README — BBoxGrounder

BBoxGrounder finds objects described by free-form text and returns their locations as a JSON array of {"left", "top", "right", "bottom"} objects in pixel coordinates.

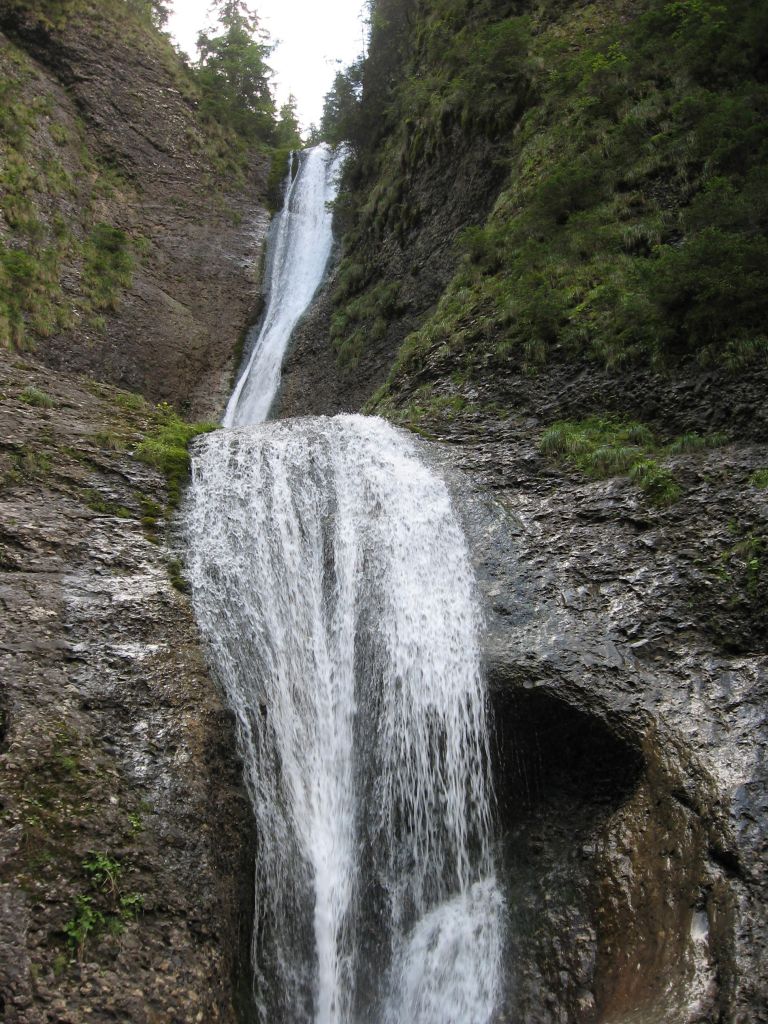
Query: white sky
[{"left": 167, "top": 0, "right": 367, "bottom": 130}]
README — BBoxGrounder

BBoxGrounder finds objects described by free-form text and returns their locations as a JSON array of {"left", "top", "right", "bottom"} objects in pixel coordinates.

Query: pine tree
[
  {"left": 274, "top": 95, "right": 303, "bottom": 149},
  {"left": 150, "top": 0, "right": 171, "bottom": 27},
  {"left": 124, "top": 0, "right": 172, "bottom": 29},
  {"left": 196, "top": 1, "right": 276, "bottom": 143},
  {"left": 320, "top": 62, "right": 363, "bottom": 147}
]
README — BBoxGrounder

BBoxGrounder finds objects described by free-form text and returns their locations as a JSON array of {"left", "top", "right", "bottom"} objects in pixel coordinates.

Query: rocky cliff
[
  {"left": 0, "top": 0, "right": 269, "bottom": 418},
  {"left": 1, "top": 0, "right": 766, "bottom": 1020},
  {"left": 0, "top": 351, "right": 255, "bottom": 1022},
  {"left": 0, "top": 2, "right": 269, "bottom": 1019}
]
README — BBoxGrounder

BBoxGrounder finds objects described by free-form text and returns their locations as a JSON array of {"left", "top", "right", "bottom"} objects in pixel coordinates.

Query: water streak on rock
[{"left": 224, "top": 144, "right": 347, "bottom": 427}]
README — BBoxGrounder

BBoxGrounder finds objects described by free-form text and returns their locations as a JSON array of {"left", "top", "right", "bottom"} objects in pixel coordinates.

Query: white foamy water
[
  {"left": 224, "top": 143, "right": 347, "bottom": 427},
  {"left": 185, "top": 415, "right": 504, "bottom": 1024}
]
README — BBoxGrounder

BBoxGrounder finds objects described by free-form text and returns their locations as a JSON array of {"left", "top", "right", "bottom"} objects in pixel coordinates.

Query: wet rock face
[
  {"left": 0, "top": 352, "right": 254, "bottom": 1023},
  {"left": 429, "top": 426, "right": 768, "bottom": 1024}
]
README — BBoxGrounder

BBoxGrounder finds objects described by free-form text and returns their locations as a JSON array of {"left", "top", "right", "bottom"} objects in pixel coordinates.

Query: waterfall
[
  {"left": 185, "top": 142, "right": 504, "bottom": 1022},
  {"left": 224, "top": 144, "right": 347, "bottom": 427},
  {"left": 185, "top": 417, "right": 504, "bottom": 1023}
]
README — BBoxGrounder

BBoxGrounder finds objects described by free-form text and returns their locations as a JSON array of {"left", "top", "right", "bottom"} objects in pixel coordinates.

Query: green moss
[
  {"left": 134, "top": 404, "right": 218, "bottom": 506},
  {"left": 167, "top": 556, "right": 189, "bottom": 593},
  {"left": 540, "top": 417, "right": 683, "bottom": 506},
  {"left": 749, "top": 469, "right": 768, "bottom": 489},
  {"left": 80, "top": 488, "right": 132, "bottom": 518},
  {"left": 2, "top": 446, "right": 52, "bottom": 485},
  {"left": 137, "top": 492, "right": 163, "bottom": 538}
]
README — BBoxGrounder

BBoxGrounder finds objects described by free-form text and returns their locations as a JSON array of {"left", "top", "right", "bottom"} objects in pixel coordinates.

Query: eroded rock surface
[
  {"left": 0, "top": 352, "right": 253, "bottom": 1022},
  {"left": 418, "top": 411, "right": 768, "bottom": 1023}
]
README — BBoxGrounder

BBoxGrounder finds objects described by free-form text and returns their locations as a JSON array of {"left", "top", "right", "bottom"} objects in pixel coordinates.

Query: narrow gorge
[{"left": 0, "top": 0, "right": 766, "bottom": 1022}]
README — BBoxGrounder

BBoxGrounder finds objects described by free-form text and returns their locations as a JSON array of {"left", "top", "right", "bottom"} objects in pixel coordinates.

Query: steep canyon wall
[{"left": 0, "top": 2, "right": 268, "bottom": 1019}]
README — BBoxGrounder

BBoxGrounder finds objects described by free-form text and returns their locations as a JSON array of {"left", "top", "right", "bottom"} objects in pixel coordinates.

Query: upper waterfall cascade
[
  {"left": 185, "top": 143, "right": 503, "bottom": 1023},
  {"left": 224, "top": 143, "right": 347, "bottom": 428},
  {"left": 186, "top": 417, "right": 504, "bottom": 1023}
]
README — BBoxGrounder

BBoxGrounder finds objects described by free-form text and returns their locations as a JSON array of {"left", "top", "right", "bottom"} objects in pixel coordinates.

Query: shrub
[{"left": 646, "top": 229, "right": 768, "bottom": 357}]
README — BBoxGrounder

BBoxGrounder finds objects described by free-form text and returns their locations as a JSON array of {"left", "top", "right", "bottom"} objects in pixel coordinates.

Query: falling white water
[
  {"left": 224, "top": 143, "right": 347, "bottom": 427},
  {"left": 185, "top": 415, "right": 504, "bottom": 1024}
]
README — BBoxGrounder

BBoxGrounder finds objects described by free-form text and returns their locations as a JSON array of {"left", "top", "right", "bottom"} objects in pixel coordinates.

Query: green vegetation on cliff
[
  {"left": 0, "top": 5, "right": 160, "bottom": 349},
  {"left": 135, "top": 404, "right": 218, "bottom": 507},
  {"left": 0, "top": 23, "right": 141, "bottom": 348},
  {"left": 0, "top": 0, "right": 300, "bottom": 354},
  {"left": 325, "top": 0, "right": 768, "bottom": 393}
]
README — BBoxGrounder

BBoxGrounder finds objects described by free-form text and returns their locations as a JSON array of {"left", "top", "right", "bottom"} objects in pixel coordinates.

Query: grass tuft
[
  {"left": 666, "top": 432, "right": 728, "bottom": 454},
  {"left": 629, "top": 459, "right": 682, "bottom": 506},
  {"left": 134, "top": 404, "right": 218, "bottom": 506},
  {"left": 19, "top": 385, "right": 56, "bottom": 408},
  {"left": 540, "top": 417, "right": 684, "bottom": 506}
]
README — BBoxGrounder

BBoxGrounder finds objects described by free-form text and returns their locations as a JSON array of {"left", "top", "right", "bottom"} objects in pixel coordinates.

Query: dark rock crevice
[{"left": 485, "top": 678, "right": 731, "bottom": 1023}]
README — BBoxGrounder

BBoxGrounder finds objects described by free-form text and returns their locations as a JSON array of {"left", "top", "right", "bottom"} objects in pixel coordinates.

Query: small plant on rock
[
  {"left": 83, "top": 852, "right": 122, "bottom": 896},
  {"left": 19, "top": 386, "right": 56, "bottom": 408},
  {"left": 135, "top": 403, "right": 218, "bottom": 506},
  {"left": 63, "top": 895, "right": 105, "bottom": 959}
]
